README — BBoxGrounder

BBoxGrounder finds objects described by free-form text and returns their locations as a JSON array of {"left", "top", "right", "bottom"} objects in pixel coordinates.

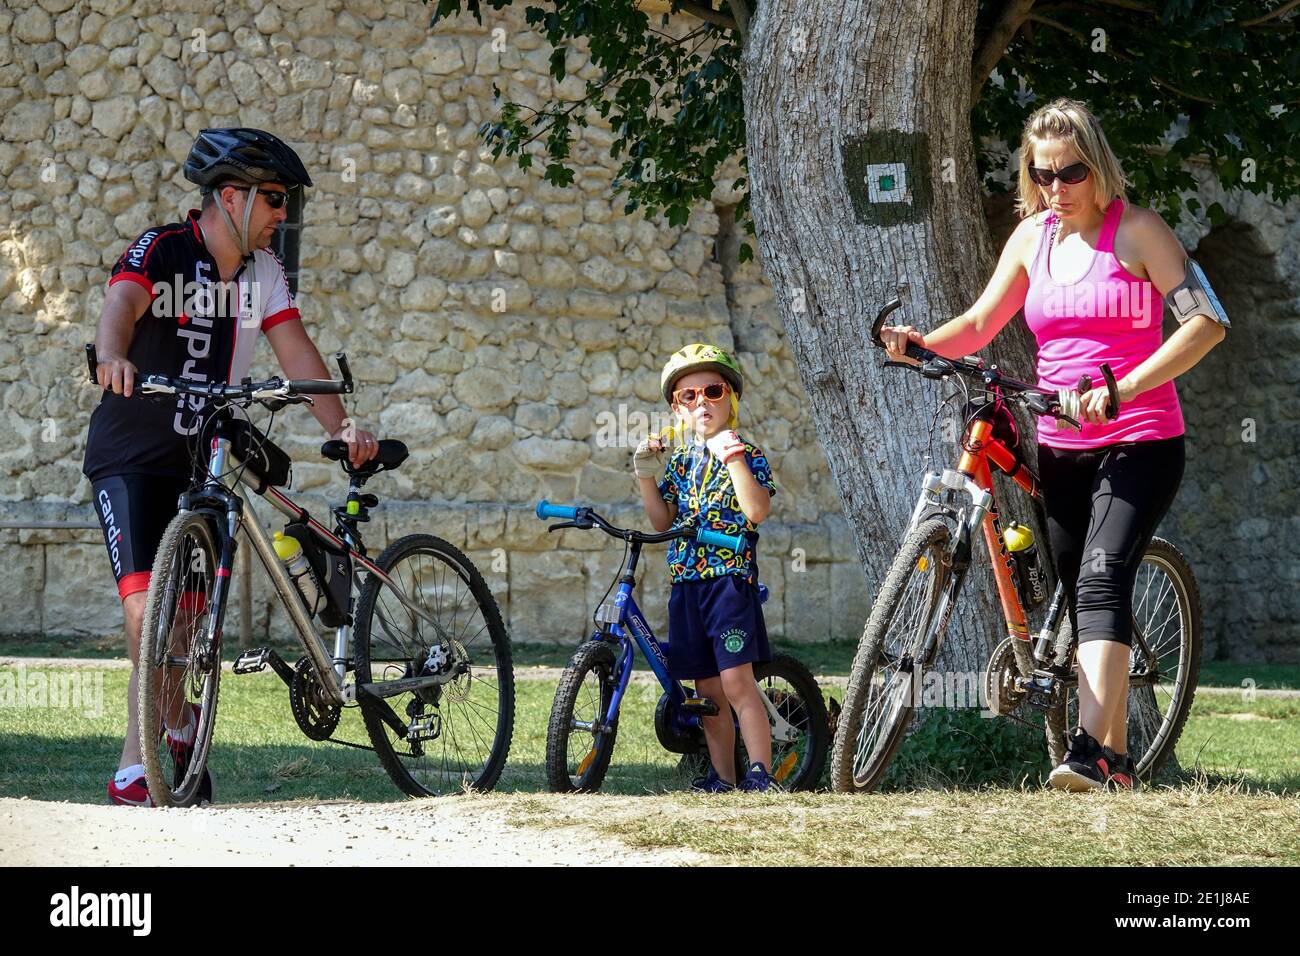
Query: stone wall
[
  {"left": 0, "top": 0, "right": 869, "bottom": 647},
  {"left": 0, "top": 0, "right": 1296, "bottom": 659}
]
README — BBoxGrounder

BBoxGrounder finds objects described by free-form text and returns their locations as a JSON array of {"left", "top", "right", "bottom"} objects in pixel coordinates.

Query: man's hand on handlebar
[{"left": 880, "top": 324, "right": 927, "bottom": 366}]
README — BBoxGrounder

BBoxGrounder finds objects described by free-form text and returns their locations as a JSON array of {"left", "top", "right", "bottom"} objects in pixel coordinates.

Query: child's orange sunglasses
[{"left": 672, "top": 381, "right": 731, "bottom": 407}]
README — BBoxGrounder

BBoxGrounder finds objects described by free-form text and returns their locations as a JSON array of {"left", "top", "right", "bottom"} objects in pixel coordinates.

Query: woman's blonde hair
[{"left": 1015, "top": 98, "right": 1132, "bottom": 219}]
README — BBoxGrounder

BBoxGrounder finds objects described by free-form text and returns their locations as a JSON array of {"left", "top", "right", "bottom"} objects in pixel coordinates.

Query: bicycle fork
[{"left": 903, "top": 467, "right": 1040, "bottom": 681}]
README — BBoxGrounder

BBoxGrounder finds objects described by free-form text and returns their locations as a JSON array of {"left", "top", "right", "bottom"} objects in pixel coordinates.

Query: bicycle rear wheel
[
  {"left": 1045, "top": 537, "right": 1202, "bottom": 780},
  {"left": 354, "top": 534, "right": 514, "bottom": 797},
  {"left": 743, "top": 653, "right": 829, "bottom": 791},
  {"left": 138, "top": 511, "right": 222, "bottom": 808},
  {"left": 830, "top": 518, "right": 951, "bottom": 793}
]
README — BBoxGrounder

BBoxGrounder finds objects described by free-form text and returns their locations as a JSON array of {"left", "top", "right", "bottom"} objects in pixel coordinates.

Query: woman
[{"left": 880, "top": 98, "right": 1228, "bottom": 791}]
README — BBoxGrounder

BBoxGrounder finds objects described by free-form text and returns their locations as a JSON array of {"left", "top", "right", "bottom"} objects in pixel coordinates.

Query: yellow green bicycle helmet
[{"left": 660, "top": 343, "right": 744, "bottom": 403}]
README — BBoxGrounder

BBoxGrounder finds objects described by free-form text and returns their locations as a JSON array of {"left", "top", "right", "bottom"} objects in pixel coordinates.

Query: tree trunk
[{"left": 740, "top": 0, "right": 1049, "bottom": 682}]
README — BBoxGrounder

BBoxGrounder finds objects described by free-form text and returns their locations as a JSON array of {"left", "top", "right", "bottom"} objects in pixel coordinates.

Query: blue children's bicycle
[{"left": 535, "top": 501, "right": 829, "bottom": 793}]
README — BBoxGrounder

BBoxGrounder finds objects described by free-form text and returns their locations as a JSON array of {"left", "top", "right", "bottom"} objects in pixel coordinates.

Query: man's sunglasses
[
  {"left": 1028, "top": 162, "right": 1089, "bottom": 187},
  {"left": 672, "top": 381, "right": 730, "bottom": 406},
  {"left": 219, "top": 183, "right": 290, "bottom": 209}
]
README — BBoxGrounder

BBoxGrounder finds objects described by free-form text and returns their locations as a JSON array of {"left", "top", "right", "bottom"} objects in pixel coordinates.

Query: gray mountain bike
[{"left": 86, "top": 346, "right": 514, "bottom": 805}]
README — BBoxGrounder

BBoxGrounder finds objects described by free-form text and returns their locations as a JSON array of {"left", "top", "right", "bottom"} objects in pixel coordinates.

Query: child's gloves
[
  {"left": 632, "top": 436, "right": 664, "bottom": 478},
  {"left": 705, "top": 429, "right": 746, "bottom": 465}
]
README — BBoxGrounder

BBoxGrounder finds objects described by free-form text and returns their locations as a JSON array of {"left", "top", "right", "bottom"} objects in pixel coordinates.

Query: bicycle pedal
[
  {"left": 233, "top": 647, "right": 295, "bottom": 686},
  {"left": 680, "top": 697, "right": 720, "bottom": 718},
  {"left": 233, "top": 648, "right": 270, "bottom": 674}
]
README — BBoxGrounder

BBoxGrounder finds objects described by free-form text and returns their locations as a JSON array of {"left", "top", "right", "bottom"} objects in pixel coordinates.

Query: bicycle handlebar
[
  {"left": 85, "top": 344, "right": 355, "bottom": 401},
  {"left": 535, "top": 500, "right": 749, "bottom": 553},
  {"left": 868, "top": 298, "right": 1120, "bottom": 425}
]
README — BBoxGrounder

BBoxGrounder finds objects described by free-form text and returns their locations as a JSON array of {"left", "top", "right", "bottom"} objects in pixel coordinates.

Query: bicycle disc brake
[{"left": 290, "top": 656, "right": 342, "bottom": 741}]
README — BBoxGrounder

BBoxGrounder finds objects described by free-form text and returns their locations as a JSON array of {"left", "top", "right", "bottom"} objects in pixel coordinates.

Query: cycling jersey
[
  {"left": 82, "top": 209, "right": 301, "bottom": 481},
  {"left": 657, "top": 433, "right": 776, "bottom": 584}
]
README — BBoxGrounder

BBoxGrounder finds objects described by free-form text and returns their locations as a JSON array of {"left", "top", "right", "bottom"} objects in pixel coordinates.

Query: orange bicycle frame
[{"left": 955, "top": 418, "right": 1041, "bottom": 643}]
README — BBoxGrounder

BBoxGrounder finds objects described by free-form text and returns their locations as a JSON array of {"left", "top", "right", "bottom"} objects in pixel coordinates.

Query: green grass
[
  {"left": 2, "top": 659, "right": 1297, "bottom": 865},
  {"left": 501, "top": 786, "right": 1300, "bottom": 866}
]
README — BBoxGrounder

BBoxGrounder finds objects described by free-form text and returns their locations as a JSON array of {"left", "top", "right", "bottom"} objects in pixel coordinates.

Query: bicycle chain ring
[
  {"left": 655, "top": 690, "right": 704, "bottom": 754},
  {"left": 290, "top": 656, "right": 342, "bottom": 741},
  {"left": 984, "top": 636, "right": 1026, "bottom": 716}
]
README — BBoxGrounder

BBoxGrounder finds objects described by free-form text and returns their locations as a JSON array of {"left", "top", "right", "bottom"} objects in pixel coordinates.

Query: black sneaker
[
  {"left": 1048, "top": 727, "right": 1109, "bottom": 792},
  {"left": 1105, "top": 752, "right": 1141, "bottom": 791}
]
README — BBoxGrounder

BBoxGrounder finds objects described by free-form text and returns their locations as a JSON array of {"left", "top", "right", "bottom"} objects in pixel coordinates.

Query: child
[{"left": 633, "top": 344, "right": 778, "bottom": 792}]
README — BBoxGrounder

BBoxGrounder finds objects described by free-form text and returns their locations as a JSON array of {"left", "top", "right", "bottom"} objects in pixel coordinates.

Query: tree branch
[
  {"left": 1026, "top": 12, "right": 1086, "bottom": 42},
  {"left": 1241, "top": 0, "right": 1300, "bottom": 26},
  {"left": 727, "top": 0, "right": 751, "bottom": 39},
  {"left": 675, "top": 2, "right": 737, "bottom": 30},
  {"left": 1028, "top": 13, "right": 1225, "bottom": 104},
  {"left": 1087, "top": 0, "right": 1156, "bottom": 13},
  {"left": 971, "top": 0, "right": 1039, "bottom": 107}
]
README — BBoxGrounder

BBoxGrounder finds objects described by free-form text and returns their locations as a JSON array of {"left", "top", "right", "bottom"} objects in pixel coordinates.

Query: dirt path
[{"left": 0, "top": 795, "right": 704, "bottom": 867}]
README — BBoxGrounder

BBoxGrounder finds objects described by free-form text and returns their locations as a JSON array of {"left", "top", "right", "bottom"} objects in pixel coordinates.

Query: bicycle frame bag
[
  {"left": 282, "top": 518, "right": 353, "bottom": 628},
  {"left": 224, "top": 417, "right": 293, "bottom": 492}
]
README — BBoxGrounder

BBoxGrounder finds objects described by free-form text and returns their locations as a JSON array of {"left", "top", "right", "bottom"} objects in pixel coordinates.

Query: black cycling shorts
[
  {"left": 91, "top": 474, "right": 189, "bottom": 601},
  {"left": 1038, "top": 436, "right": 1186, "bottom": 646}
]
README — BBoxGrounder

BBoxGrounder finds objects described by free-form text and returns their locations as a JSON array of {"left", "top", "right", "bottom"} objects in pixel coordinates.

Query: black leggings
[{"left": 1037, "top": 436, "right": 1185, "bottom": 646}]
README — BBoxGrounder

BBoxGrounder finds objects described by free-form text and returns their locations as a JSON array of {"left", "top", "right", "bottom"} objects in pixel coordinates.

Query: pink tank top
[{"left": 1022, "top": 198, "right": 1183, "bottom": 449}]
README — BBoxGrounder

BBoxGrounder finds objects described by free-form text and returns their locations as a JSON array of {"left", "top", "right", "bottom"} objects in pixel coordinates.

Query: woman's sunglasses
[
  {"left": 672, "top": 381, "right": 730, "bottom": 407},
  {"left": 1028, "top": 162, "right": 1089, "bottom": 187},
  {"left": 219, "top": 183, "right": 290, "bottom": 209}
]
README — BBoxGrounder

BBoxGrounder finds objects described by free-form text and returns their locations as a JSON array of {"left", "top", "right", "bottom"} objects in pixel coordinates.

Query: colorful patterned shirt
[{"left": 657, "top": 433, "right": 777, "bottom": 583}]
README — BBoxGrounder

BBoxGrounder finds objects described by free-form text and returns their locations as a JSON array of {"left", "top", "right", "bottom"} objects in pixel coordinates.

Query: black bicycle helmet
[{"left": 183, "top": 128, "right": 313, "bottom": 190}]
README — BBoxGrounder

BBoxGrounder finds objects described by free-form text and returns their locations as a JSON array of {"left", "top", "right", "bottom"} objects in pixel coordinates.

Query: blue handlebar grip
[
  {"left": 535, "top": 499, "right": 579, "bottom": 520},
  {"left": 696, "top": 527, "right": 747, "bottom": 552}
]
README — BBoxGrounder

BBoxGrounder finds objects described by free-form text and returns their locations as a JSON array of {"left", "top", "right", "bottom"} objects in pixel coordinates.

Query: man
[{"left": 84, "top": 128, "right": 379, "bottom": 805}]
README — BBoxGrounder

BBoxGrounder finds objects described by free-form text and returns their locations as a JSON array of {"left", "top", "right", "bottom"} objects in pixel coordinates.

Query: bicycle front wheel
[
  {"left": 830, "top": 518, "right": 951, "bottom": 793},
  {"left": 1045, "top": 536, "right": 1202, "bottom": 780},
  {"left": 545, "top": 640, "right": 620, "bottom": 793},
  {"left": 354, "top": 534, "right": 514, "bottom": 797},
  {"left": 138, "top": 511, "right": 222, "bottom": 808}
]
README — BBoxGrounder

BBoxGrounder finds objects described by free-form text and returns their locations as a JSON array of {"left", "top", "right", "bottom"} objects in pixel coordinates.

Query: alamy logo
[{"left": 49, "top": 886, "right": 151, "bottom": 936}]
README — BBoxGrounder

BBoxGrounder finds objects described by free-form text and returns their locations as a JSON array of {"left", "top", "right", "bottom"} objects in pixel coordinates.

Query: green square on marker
[{"left": 879, "top": 174, "right": 895, "bottom": 191}]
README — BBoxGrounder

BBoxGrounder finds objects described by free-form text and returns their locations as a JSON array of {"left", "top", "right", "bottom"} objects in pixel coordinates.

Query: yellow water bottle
[
  {"left": 274, "top": 530, "right": 321, "bottom": 615},
  {"left": 1003, "top": 521, "right": 1046, "bottom": 608}
]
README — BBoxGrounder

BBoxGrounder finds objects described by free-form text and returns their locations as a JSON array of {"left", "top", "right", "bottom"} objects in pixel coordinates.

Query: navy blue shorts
[{"left": 666, "top": 575, "right": 771, "bottom": 680}]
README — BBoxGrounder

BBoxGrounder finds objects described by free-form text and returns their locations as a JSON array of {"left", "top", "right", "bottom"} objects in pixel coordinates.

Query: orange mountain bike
[{"left": 829, "top": 300, "right": 1202, "bottom": 792}]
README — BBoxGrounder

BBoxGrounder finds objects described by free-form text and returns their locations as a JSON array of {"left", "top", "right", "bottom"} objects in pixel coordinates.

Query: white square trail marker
[{"left": 866, "top": 162, "right": 910, "bottom": 204}]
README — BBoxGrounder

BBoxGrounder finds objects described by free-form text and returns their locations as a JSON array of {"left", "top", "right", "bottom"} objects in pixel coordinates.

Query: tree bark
[{"left": 740, "top": 0, "right": 1050, "bottom": 682}]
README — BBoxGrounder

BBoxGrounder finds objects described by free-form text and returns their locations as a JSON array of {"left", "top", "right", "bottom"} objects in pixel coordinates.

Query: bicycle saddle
[{"left": 320, "top": 438, "right": 410, "bottom": 474}]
